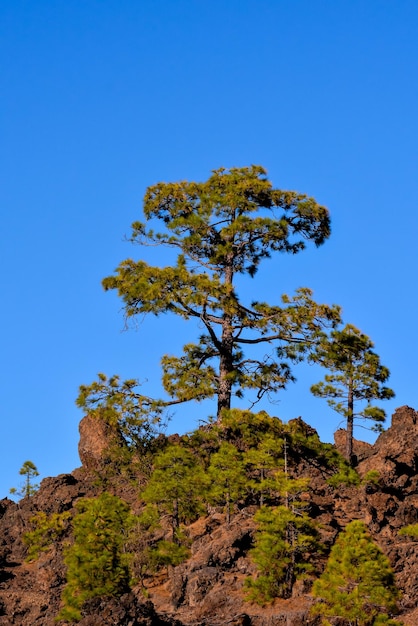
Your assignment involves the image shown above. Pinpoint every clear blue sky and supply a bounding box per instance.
[1,1,418,498]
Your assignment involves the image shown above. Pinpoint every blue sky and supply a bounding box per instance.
[1,1,418,498]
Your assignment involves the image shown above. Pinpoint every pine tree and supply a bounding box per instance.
[244,434,284,507]
[311,324,394,464]
[141,444,207,541]
[57,492,135,622]
[312,520,401,625]
[207,441,247,524]
[245,494,320,604]
[10,460,39,498]
[102,166,340,420]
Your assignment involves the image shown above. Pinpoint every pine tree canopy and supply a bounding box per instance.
[245,501,320,604]
[103,166,341,419]
[141,445,207,538]
[58,492,135,622]
[312,520,401,626]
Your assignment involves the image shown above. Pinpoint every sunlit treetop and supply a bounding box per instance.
[132,165,331,276]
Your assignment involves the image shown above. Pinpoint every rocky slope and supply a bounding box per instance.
[2,406,418,625]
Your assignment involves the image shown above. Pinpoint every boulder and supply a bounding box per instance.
[78,414,124,470]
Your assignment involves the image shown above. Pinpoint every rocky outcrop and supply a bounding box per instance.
[78,414,124,470]
[2,407,418,624]
[334,428,373,463]
[77,594,185,625]
[359,405,418,483]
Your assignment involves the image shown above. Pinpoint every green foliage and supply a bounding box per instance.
[220,409,357,491]
[76,373,164,448]
[311,324,395,463]
[245,467,318,604]
[182,425,221,469]
[136,503,161,532]
[146,539,190,571]
[312,520,401,625]
[136,446,204,579]
[398,524,418,538]
[141,444,207,539]
[244,434,285,506]
[273,472,311,507]
[57,492,135,622]
[207,442,247,523]
[220,409,285,449]
[10,460,39,498]
[245,502,320,604]
[373,616,403,626]
[129,506,191,583]
[362,469,380,487]
[327,464,360,488]
[102,166,340,418]
[90,440,153,490]
[123,505,162,587]
[23,511,71,562]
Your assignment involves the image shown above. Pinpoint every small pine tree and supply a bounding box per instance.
[141,444,207,541]
[312,520,401,625]
[244,435,284,507]
[207,442,247,524]
[10,460,39,498]
[245,500,320,604]
[57,492,135,622]
[146,539,190,572]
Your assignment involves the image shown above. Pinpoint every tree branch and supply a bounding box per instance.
[235,333,311,345]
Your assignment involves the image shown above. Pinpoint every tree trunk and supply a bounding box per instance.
[285,521,295,598]
[284,437,289,509]
[217,259,234,421]
[226,489,231,526]
[217,331,233,418]
[346,380,354,465]
[172,499,179,543]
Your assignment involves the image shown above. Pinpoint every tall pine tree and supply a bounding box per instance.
[102,166,340,420]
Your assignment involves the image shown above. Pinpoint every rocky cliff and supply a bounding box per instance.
[2,407,418,625]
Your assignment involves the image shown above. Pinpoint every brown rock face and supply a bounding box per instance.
[78,414,123,470]
[334,428,373,463]
[359,405,418,486]
[77,594,185,625]
[3,408,418,624]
